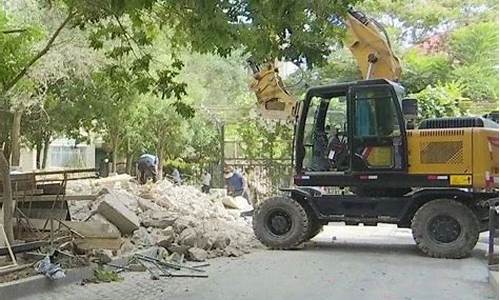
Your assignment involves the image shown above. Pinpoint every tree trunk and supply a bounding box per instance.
[41,137,50,169]
[126,153,133,175]
[110,134,120,174]
[112,150,117,174]
[35,141,42,169]
[125,138,133,175]
[157,143,163,180]
[0,151,14,243]
[111,138,117,174]
[10,109,23,167]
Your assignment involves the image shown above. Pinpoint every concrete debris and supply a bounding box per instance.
[97,194,140,234]
[137,197,164,212]
[141,211,177,229]
[222,196,253,211]
[66,175,258,261]
[178,228,198,248]
[132,227,156,248]
[187,248,208,262]
[166,243,190,255]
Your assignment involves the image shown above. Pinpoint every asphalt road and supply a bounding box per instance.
[19,225,495,300]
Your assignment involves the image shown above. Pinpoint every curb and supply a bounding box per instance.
[489,270,499,296]
[0,247,159,299]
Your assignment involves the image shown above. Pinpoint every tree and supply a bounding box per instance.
[141,96,189,178]
[449,22,499,104]
[360,0,498,45]
[401,49,451,93]
[410,82,470,120]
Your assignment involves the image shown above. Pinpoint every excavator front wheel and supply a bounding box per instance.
[253,196,310,249]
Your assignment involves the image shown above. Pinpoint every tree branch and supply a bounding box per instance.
[1,29,28,34]
[2,9,76,95]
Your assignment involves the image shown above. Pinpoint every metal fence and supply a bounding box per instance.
[224,158,293,203]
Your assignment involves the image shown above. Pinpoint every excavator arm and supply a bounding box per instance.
[249,9,401,120]
[345,9,401,81]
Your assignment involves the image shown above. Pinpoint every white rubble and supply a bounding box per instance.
[67,175,259,260]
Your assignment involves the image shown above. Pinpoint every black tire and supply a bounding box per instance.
[304,221,323,241]
[253,196,309,249]
[351,187,411,197]
[411,199,479,259]
[300,204,323,242]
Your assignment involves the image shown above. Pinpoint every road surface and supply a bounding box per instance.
[19,225,495,300]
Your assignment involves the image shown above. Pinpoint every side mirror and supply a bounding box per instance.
[402,98,418,129]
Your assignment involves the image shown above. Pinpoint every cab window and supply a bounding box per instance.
[354,88,401,138]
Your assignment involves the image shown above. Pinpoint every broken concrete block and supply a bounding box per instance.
[222,196,253,210]
[138,197,163,212]
[178,228,197,247]
[187,247,208,262]
[166,243,189,255]
[213,234,230,250]
[157,226,175,248]
[141,211,177,228]
[132,227,155,248]
[173,216,197,233]
[97,196,140,234]
[223,246,245,257]
[120,239,135,254]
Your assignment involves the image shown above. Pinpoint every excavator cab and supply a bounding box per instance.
[295,79,408,178]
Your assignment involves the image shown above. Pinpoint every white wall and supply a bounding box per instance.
[18,138,96,171]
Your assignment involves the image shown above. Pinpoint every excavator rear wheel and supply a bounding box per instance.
[411,199,479,258]
[253,196,309,249]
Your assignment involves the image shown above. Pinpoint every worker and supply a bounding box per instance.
[201,170,211,193]
[327,126,348,170]
[137,153,158,184]
[224,166,247,198]
[172,168,182,185]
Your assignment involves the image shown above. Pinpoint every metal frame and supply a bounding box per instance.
[281,187,493,228]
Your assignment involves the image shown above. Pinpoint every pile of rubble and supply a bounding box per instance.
[66,176,259,262]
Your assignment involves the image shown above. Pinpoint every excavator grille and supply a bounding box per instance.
[420,141,464,164]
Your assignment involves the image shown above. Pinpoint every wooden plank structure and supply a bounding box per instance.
[0,168,98,219]
[0,224,17,270]
[0,168,98,239]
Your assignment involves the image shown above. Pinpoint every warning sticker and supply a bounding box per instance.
[450,175,472,185]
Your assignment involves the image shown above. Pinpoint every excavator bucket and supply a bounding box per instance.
[248,61,297,121]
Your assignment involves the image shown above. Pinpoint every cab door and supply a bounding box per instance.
[348,85,407,173]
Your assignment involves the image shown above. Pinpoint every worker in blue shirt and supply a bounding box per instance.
[224,166,248,199]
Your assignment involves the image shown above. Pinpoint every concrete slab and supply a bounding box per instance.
[97,195,139,234]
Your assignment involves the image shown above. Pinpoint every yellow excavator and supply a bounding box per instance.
[249,8,499,259]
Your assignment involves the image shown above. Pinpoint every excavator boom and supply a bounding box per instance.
[345,10,401,81]
[249,9,401,120]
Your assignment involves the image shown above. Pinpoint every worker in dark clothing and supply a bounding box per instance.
[326,127,348,170]
[137,154,158,184]
[224,166,246,198]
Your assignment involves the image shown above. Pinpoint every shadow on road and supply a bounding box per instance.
[303,240,420,256]
[299,240,488,260]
